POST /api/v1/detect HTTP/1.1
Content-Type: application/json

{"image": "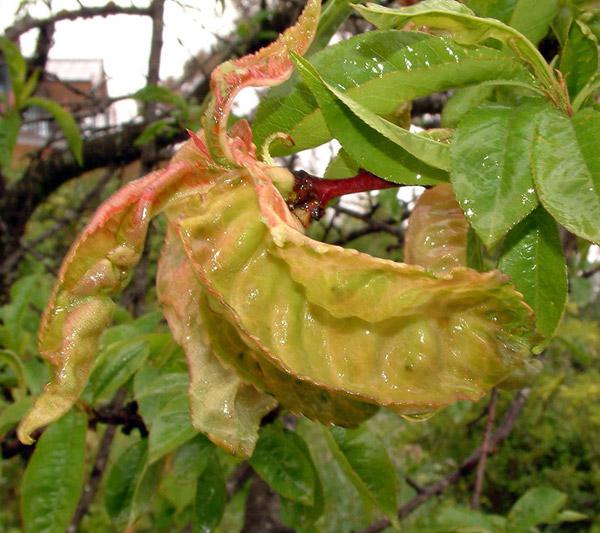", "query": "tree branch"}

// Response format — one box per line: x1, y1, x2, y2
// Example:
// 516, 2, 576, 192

471, 388, 498, 509
5, 2, 152, 40
360, 388, 531, 533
